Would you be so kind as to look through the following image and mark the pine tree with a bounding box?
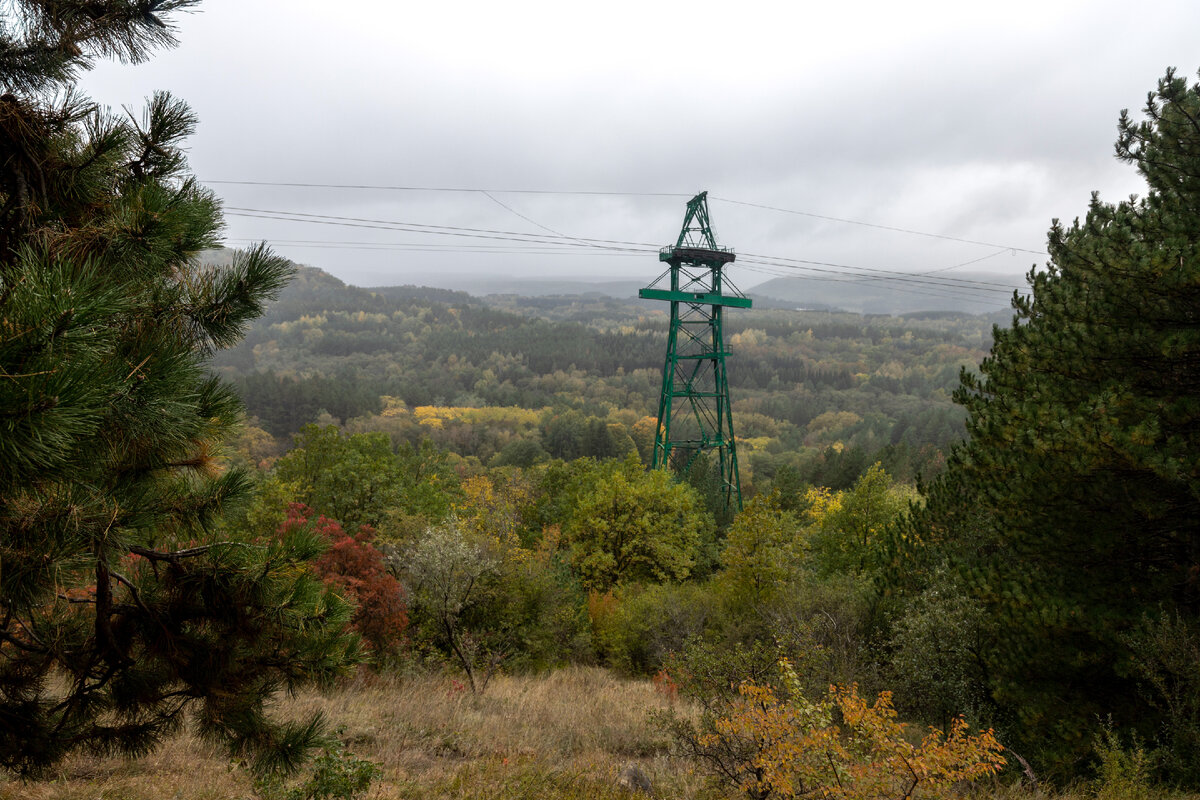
[0,1,359,777]
[894,69,1200,778]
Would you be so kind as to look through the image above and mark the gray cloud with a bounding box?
[74,1,1200,295]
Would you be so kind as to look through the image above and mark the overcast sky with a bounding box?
[79,0,1200,301]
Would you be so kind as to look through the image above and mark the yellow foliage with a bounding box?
[379,396,412,418]
[631,415,658,439]
[412,405,543,431]
[455,473,534,557]
[737,436,774,452]
[414,406,446,428]
[807,410,863,437]
[707,660,1005,800]
[352,310,388,324]
[730,328,767,348]
[803,486,844,523]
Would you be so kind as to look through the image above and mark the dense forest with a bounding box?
[212,264,997,489]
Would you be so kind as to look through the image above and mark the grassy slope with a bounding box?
[1,668,703,800]
[4,667,1186,799]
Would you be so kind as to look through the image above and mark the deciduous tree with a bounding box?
[563,455,710,591]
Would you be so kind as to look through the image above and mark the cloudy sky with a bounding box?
[80,0,1200,302]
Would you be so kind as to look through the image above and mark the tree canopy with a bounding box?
[0,0,358,776]
[563,455,710,591]
[895,68,1200,777]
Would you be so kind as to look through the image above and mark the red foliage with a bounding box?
[279,504,408,656]
[652,668,679,704]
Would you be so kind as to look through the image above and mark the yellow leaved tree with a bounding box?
[704,659,1005,800]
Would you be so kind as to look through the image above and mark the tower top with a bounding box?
[660,191,735,266]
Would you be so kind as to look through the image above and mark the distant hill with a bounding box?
[201,247,1022,317]
[394,270,1025,317]
[749,272,1027,315]
[413,275,647,299]
[208,255,997,484]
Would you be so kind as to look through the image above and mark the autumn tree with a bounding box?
[278,506,408,659]
[0,1,358,776]
[563,455,711,591]
[404,519,501,693]
[894,69,1200,778]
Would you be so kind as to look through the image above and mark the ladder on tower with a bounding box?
[639,191,751,509]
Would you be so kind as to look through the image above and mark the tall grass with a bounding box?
[0,667,704,800]
[6,668,1188,800]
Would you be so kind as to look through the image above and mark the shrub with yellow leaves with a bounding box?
[699,659,1005,800]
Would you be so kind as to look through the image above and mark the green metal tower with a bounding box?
[640,191,752,509]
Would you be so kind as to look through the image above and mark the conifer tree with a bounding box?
[893,69,1200,778]
[0,1,359,776]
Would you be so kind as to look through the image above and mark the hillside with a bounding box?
[347,263,1028,316]
[211,261,999,487]
[749,271,1026,315]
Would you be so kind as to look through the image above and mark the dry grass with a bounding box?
[0,667,708,800]
[12,669,1181,800]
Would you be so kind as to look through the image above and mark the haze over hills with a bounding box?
[747,271,1025,315]
[396,270,1023,317]
[226,251,1025,317]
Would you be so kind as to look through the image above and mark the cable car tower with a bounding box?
[640,191,751,509]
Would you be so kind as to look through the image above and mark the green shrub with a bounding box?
[1123,612,1200,787]
[1093,723,1156,800]
[885,575,994,732]
[763,571,879,693]
[255,738,380,800]
[592,581,721,674]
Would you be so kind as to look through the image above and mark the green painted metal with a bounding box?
[638,191,752,510]
[637,288,753,308]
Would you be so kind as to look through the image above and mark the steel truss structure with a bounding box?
[639,191,752,509]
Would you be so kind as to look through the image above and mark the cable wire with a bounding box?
[222,205,1030,306]
[205,179,1044,256]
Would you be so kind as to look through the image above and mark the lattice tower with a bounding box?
[639,191,751,509]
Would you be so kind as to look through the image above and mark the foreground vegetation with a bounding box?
[0,668,1184,800]
[0,670,693,800]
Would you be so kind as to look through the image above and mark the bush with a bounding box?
[1123,612,1200,786]
[255,736,380,800]
[1093,723,1157,800]
[885,576,994,732]
[653,639,784,800]
[763,571,880,694]
[279,505,408,660]
[590,581,721,674]
[667,656,1005,800]
[711,672,1005,800]
[490,546,592,671]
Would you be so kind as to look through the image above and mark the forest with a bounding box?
[213,264,992,490]
[2,3,1200,800]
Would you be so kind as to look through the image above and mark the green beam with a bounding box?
[638,288,752,308]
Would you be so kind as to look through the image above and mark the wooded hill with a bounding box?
[396,270,1025,316]
[210,260,1002,487]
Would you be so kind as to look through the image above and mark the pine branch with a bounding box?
[128,541,263,562]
